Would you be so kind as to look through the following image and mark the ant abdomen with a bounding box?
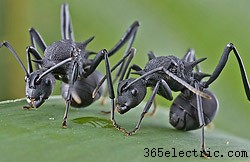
[61,71,104,107]
[169,89,218,131]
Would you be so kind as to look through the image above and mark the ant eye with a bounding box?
[25,76,29,82]
[45,78,52,86]
[131,89,138,96]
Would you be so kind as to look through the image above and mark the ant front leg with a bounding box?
[26,46,43,71]
[143,51,158,116]
[62,61,78,128]
[144,98,157,117]
[29,28,47,53]
[100,48,137,106]
[57,49,107,128]
[125,80,164,135]
[27,28,46,70]
[103,50,127,133]
[145,78,173,117]
[101,48,138,133]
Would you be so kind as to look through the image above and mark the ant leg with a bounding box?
[83,49,107,77]
[85,21,139,88]
[29,28,47,53]
[147,51,168,116]
[91,21,139,88]
[107,21,139,88]
[97,21,139,106]
[61,3,74,40]
[118,48,136,81]
[28,28,45,70]
[145,78,173,117]
[101,55,141,105]
[146,51,158,115]
[100,48,138,106]
[124,64,142,79]
[62,61,78,128]
[92,48,136,98]
[194,82,209,158]
[103,50,127,133]
[145,97,157,117]
[126,81,163,135]
[26,46,42,60]
[204,43,250,100]
[26,46,43,71]
[108,21,139,57]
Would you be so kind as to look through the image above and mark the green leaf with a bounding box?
[0,96,249,162]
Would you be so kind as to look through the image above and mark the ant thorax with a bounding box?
[143,56,193,91]
[40,40,86,80]
[44,40,77,61]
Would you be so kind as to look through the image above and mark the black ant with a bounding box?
[0,3,139,128]
[94,43,250,157]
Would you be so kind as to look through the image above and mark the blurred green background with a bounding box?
[0,0,249,140]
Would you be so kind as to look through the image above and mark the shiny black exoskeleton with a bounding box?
[0,3,139,128]
[95,44,250,156]
[169,89,218,131]
[115,51,211,115]
[61,70,104,107]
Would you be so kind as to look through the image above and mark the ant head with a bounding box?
[0,42,56,108]
[116,78,146,114]
[25,70,55,108]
